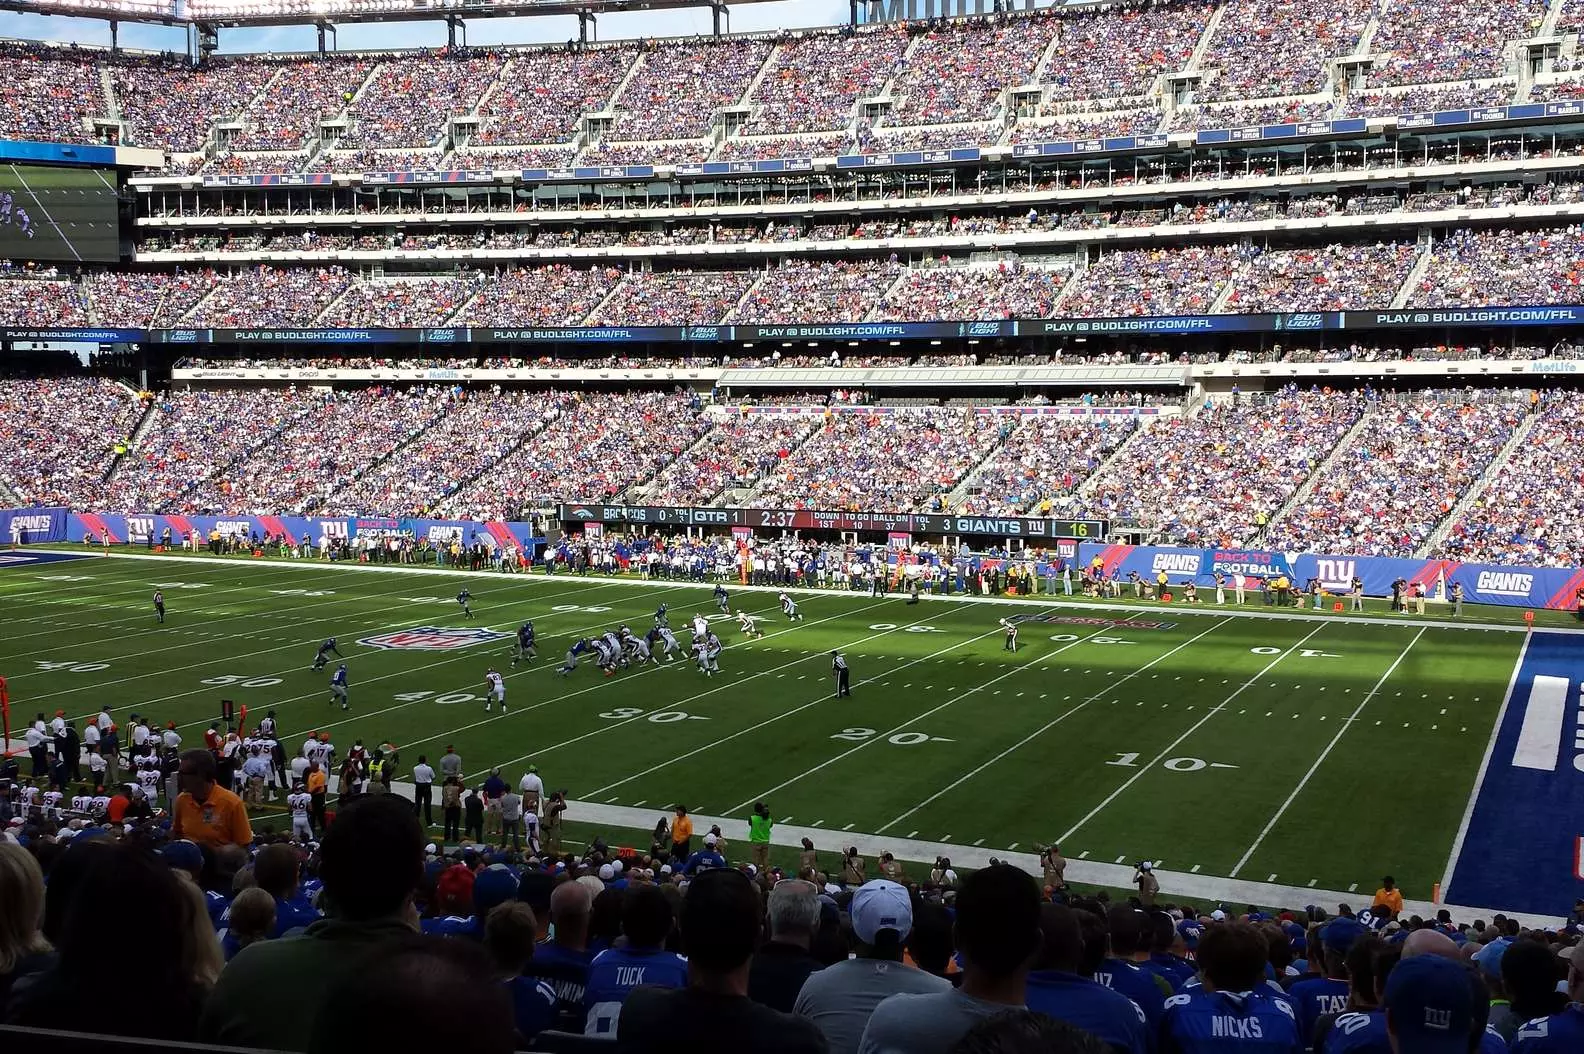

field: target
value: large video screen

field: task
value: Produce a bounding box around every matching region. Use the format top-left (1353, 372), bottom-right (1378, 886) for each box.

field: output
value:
top-left (0, 164), bottom-right (123, 264)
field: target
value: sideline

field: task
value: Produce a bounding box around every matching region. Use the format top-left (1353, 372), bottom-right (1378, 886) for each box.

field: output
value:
top-left (42, 549), bottom-right (1584, 636)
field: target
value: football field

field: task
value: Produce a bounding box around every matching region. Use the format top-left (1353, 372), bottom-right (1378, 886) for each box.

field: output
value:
top-left (3, 549), bottom-right (1580, 919)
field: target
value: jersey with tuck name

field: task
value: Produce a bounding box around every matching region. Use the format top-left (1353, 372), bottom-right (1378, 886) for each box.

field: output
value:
top-left (1161, 988), bottom-right (1303, 1054)
top-left (583, 946), bottom-right (688, 1037)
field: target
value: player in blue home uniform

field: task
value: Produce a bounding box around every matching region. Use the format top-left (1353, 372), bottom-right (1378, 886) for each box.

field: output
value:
top-left (457, 589), bottom-right (475, 619)
top-left (329, 664), bottom-right (349, 711)
top-left (559, 638), bottom-right (593, 677)
top-left (653, 603), bottom-right (669, 628)
top-left (1160, 921), bottom-right (1302, 1054)
top-left (513, 621), bottom-right (536, 666)
top-left (582, 886), bottom-right (688, 1037)
top-left (713, 584), bottom-right (730, 613)
top-left (312, 637), bottom-right (342, 671)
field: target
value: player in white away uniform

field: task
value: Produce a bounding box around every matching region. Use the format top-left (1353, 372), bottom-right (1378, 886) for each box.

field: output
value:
top-left (736, 612), bottom-right (763, 638)
top-left (485, 668), bottom-right (506, 713)
top-left (692, 613), bottom-right (708, 639)
top-left (137, 756), bottom-right (163, 803)
top-left (623, 628), bottom-right (656, 665)
top-left (591, 636), bottom-right (617, 677)
top-left (602, 630), bottom-right (626, 667)
top-left (287, 782), bottom-right (314, 842)
top-left (41, 788), bottom-right (64, 820)
top-left (779, 591), bottom-right (804, 621)
top-left (691, 635), bottom-right (712, 676)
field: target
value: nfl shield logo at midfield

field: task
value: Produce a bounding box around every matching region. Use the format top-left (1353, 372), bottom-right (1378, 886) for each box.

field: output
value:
top-left (358, 626), bottom-right (511, 651)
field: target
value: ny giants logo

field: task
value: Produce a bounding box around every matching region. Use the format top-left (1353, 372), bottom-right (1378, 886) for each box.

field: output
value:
top-left (358, 626), bottom-right (511, 651)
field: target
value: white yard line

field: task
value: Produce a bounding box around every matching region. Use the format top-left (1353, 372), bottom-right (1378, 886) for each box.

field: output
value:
top-left (1055, 623), bottom-right (1330, 844)
top-left (721, 621), bottom-right (1142, 816)
top-left (579, 614), bottom-right (1006, 802)
top-left (1230, 627), bottom-right (1427, 877)
top-left (1439, 632), bottom-right (1534, 897)
top-left (877, 617), bottom-right (1231, 834)
top-left (352, 596), bottom-right (905, 755)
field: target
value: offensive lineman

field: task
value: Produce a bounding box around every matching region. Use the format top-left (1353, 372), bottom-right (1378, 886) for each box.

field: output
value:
top-left (646, 624), bottom-right (679, 662)
top-left (484, 667), bottom-right (506, 713)
top-left (312, 637), bottom-right (342, 671)
top-left (779, 591), bottom-right (804, 621)
top-left (624, 629), bottom-right (658, 666)
top-left (513, 621), bottom-right (537, 665)
top-left (329, 663), bottom-right (349, 711)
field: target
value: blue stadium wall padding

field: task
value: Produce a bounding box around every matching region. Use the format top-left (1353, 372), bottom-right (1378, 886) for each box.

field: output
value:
top-left (1072, 544), bottom-right (1584, 611)
top-left (51, 512), bottom-right (541, 552)
top-left (0, 507), bottom-right (69, 543)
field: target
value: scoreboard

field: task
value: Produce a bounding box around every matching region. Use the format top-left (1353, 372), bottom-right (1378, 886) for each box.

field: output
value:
top-left (556, 504), bottom-right (1106, 540)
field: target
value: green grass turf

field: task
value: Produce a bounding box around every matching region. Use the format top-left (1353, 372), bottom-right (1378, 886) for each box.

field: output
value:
top-left (0, 550), bottom-right (1537, 905)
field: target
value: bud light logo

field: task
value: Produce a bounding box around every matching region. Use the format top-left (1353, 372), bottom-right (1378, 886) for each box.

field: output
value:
top-left (1280, 313), bottom-right (1325, 331)
top-left (1151, 553), bottom-right (1201, 574)
top-left (1316, 558), bottom-right (1356, 590)
top-left (963, 321), bottom-right (1001, 336)
top-left (167, 330), bottom-right (200, 343)
top-left (424, 328), bottom-right (461, 342)
top-left (1475, 571), bottom-right (1533, 598)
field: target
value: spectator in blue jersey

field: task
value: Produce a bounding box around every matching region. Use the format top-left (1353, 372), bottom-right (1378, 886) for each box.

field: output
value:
top-left (859, 863), bottom-right (1042, 1054)
top-left (617, 867), bottom-right (827, 1053)
top-left (749, 878), bottom-right (823, 1013)
top-left (1508, 942), bottom-right (1582, 1054)
top-left (1291, 917), bottom-right (1367, 1043)
top-left (522, 879), bottom-right (594, 1032)
top-left (252, 843), bottom-right (321, 937)
top-left (1159, 920), bottom-right (1303, 1054)
top-left (1146, 910), bottom-right (1198, 989)
top-left (795, 878), bottom-right (950, 1054)
top-left (1313, 936), bottom-right (1386, 1053)
top-left (1025, 903), bottom-right (1149, 1054)
top-left (484, 901), bottom-right (558, 1044)
top-left (425, 863), bottom-right (520, 938)
top-left (584, 884), bottom-right (689, 1036)
top-left (684, 833), bottom-right (728, 874)
top-left (1382, 954), bottom-right (1490, 1054)
top-left (1097, 905), bottom-right (1175, 1033)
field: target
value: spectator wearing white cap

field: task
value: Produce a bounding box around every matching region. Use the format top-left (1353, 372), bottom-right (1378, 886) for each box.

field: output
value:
top-left (793, 878), bottom-right (949, 1054)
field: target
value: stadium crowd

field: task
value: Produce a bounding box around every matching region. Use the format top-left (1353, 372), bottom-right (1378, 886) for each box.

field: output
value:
top-left (1434, 390), bottom-right (1584, 568)
top-left (746, 407), bottom-right (1001, 511)
top-left (1083, 388), bottom-right (1365, 546)
top-left (0, 379), bottom-right (145, 507)
top-left (956, 415), bottom-right (1138, 517)
top-left (2, 737), bottom-right (1582, 1053)
top-left (1263, 389), bottom-right (1529, 558)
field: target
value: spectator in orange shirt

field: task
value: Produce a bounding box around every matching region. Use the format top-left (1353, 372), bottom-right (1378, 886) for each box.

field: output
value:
top-left (173, 749), bottom-right (253, 848)
top-left (1373, 875), bottom-right (1405, 916)
top-left (671, 805), bottom-right (694, 863)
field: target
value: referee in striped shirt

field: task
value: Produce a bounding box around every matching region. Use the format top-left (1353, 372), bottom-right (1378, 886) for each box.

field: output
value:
top-left (831, 650), bottom-right (850, 697)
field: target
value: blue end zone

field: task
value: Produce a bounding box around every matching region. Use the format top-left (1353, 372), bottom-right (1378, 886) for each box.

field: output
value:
top-left (0, 550), bottom-right (96, 569)
top-left (1448, 632), bottom-right (1584, 915)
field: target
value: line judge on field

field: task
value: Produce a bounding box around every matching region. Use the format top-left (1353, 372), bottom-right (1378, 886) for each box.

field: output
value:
top-left (831, 650), bottom-right (851, 697)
